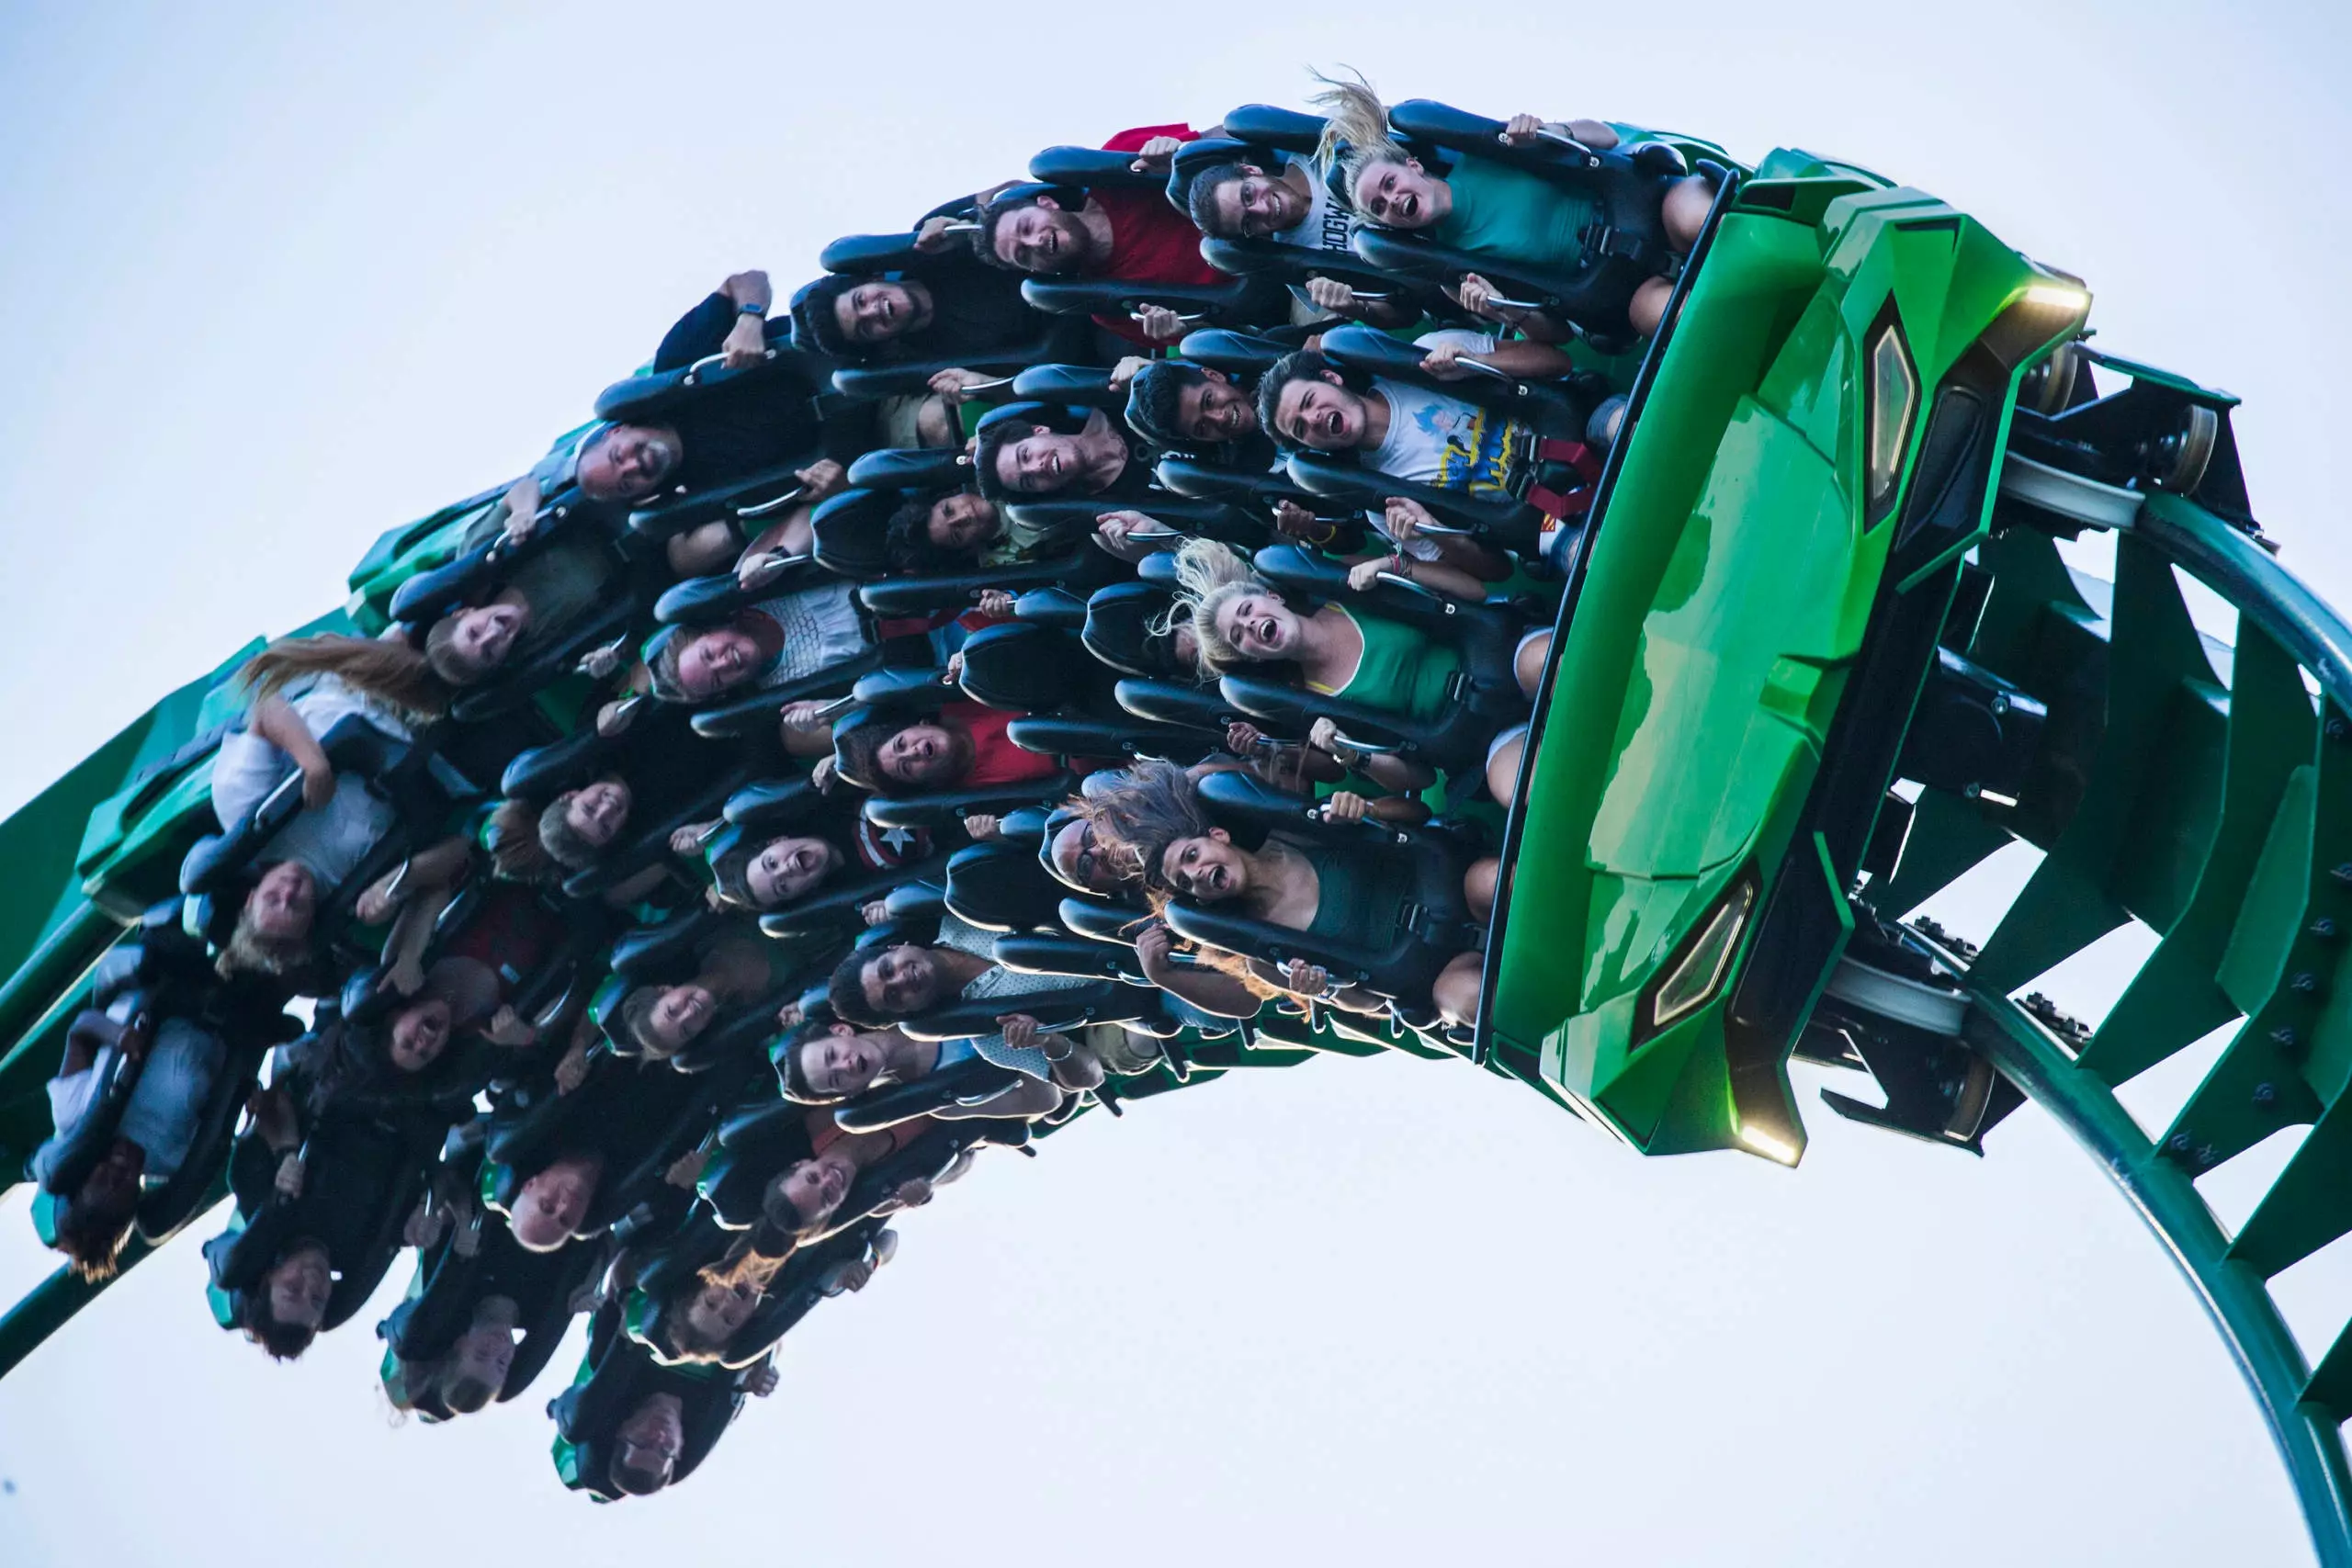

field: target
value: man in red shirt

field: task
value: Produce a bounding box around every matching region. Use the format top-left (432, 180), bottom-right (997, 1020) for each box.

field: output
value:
top-left (971, 123), bottom-right (1229, 347)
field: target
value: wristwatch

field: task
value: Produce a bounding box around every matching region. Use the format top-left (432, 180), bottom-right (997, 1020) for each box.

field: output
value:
top-left (734, 299), bottom-right (766, 317)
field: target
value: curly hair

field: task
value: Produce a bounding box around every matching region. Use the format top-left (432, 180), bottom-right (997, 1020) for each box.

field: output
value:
top-left (969, 188), bottom-right (1051, 272)
top-left (1070, 761), bottom-right (1215, 895)
top-left (790, 273), bottom-right (860, 358)
top-left (1124, 361), bottom-right (1212, 450)
top-left (884, 493), bottom-right (967, 576)
top-left (826, 949), bottom-right (891, 1028)
top-left (237, 1289), bottom-right (319, 1362)
top-left (1252, 348), bottom-right (1358, 452)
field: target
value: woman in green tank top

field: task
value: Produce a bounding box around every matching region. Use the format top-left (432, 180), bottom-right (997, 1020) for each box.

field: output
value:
top-left (1310, 73), bottom-right (1718, 339)
top-left (1167, 539), bottom-right (1547, 722)
top-left (1164, 540), bottom-right (1550, 806)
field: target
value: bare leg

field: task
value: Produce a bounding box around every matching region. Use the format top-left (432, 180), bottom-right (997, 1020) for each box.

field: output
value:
top-left (1515, 629), bottom-right (1551, 700)
top-left (666, 521), bottom-right (738, 579)
top-left (1661, 174), bottom-right (1716, 252)
top-left (1464, 857), bottom-right (1500, 922)
top-left (1630, 276), bottom-right (1676, 339)
top-left (1432, 952), bottom-right (1484, 1026)
top-left (1485, 728), bottom-right (1528, 810)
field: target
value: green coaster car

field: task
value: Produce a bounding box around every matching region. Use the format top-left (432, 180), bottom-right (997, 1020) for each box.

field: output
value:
top-left (1482, 149), bottom-right (2094, 1161)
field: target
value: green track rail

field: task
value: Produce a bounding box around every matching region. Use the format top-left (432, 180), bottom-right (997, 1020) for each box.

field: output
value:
top-left (1885, 494), bottom-right (2352, 1565)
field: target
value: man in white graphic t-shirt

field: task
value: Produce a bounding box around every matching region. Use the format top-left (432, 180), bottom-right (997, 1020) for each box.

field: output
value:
top-left (1256, 329), bottom-right (1597, 579)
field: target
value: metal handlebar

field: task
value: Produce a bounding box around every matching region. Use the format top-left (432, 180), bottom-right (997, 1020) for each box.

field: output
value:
top-left (735, 484), bottom-right (808, 520)
top-left (682, 347), bottom-right (778, 387)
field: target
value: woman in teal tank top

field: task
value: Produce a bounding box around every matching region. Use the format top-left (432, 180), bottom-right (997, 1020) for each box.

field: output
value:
top-left (1309, 73), bottom-right (1717, 339)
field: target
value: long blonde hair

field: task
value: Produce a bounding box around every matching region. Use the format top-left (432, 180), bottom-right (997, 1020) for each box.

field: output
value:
top-left (1308, 67), bottom-right (1408, 209)
top-left (240, 629), bottom-right (465, 719)
top-left (1155, 537), bottom-right (1272, 675)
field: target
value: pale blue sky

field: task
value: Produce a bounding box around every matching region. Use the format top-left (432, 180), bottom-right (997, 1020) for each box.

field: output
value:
top-left (1, 3), bottom-right (2348, 1563)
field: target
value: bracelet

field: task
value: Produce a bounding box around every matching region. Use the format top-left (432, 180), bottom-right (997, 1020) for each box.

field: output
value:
top-left (734, 299), bottom-right (766, 317)
top-left (1042, 1036), bottom-right (1074, 1063)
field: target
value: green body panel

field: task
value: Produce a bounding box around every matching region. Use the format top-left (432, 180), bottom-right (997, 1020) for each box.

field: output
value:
top-left (1492, 159), bottom-right (2055, 1155)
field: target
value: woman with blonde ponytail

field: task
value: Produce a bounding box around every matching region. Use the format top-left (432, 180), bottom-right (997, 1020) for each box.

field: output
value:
top-left (1310, 67), bottom-right (1713, 339)
top-left (1159, 537), bottom-right (1543, 721)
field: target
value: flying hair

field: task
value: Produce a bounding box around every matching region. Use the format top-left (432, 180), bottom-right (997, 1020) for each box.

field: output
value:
top-left (1308, 67), bottom-right (1408, 207)
top-left (1154, 537), bottom-right (1273, 674)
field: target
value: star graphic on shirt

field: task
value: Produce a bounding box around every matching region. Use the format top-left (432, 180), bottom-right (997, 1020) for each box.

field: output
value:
top-left (880, 825), bottom-right (917, 852)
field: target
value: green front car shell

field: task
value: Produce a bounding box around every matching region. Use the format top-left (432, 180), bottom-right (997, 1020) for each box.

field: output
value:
top-left (1484, 149), bottom-right (2090, 1161)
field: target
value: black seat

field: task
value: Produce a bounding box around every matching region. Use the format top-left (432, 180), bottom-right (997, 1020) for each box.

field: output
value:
top-left (1019, 275), bottom-right (1291, 332)
top-left (807, 489), bottom-right (899, 579)
top-left (956, 622), bottom-right (1110, 714)
top-left (943, 841), bottom-right (1069, 933)
top-left (757, 853), bottom-right (953, 942)
top-left (1028, 145), bottom-right (1170, 192)
top-left (846, 446), bottom-right (972, 491)
top-left (1082, 581), bottom-right (1187, 681)
top-left (854, 550), bottom-right (1122, 620)
top-left (624, 455), bottom-right (818, 544)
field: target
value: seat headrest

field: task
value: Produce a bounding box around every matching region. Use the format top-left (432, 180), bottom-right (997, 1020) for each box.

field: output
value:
top-left (991, 932), bottom-right (1138, 983)
top-left (808, 488), bottom-right (899, 579)
top-left (1171, 328), bottom-right (1296, 373)
top-left (1082, 582), bottom-right (1184, 681)
top-left (1114, 678), bottom-right (1239, 737)
top-left (1006, 715), bottom-right (1211, 767)
top-left (956, 622), bottom-right (1096, 713)
top-left (819, 232), bottom-right (924, 276)
top-left (1020, 276), bottom-right (1285, 323)
top-left (722, 777), bottom-right (826, 833)
top-left (1219, 105), bottom-right (1327, 153)
top-left (944, 842), bottom-right (1068, 933)
top-left (1011, 586), bottom-right (1088, 630)
top-left (862, 777), bottom-right (1077, 831)
top-left (499, 722), bottom-right (623, 802)
top-left (625, 457), bottom-right (814, 544)
top-left (1028, 145), bottom-right (1167, 191)
top-left (855, 555), bottom-right (1080, 620)
top-left (1010, 364), bottom-right (1127, 410)
top-left (846, 446), bottom-right (970, 491)
top-left (1057, 896), bottom-right (1142, 945)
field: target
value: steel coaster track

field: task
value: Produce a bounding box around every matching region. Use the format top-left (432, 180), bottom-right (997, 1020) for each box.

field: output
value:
top-left (1883, 493), bottom-right (2352, 1565)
